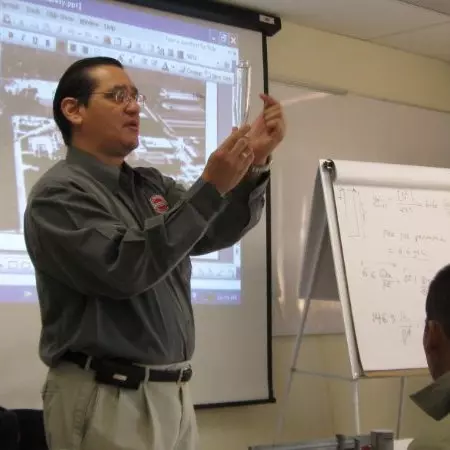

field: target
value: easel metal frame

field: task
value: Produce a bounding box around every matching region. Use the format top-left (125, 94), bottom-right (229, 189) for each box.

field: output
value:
top-left (273, 159), bottom-right (426, 447)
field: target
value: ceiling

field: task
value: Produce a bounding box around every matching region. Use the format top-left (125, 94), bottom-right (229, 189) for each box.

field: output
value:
top-left (218, 0), bottom-right (450, 63)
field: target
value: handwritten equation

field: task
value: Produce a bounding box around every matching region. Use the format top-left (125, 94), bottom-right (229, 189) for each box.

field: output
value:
top-left (372, 189), bottom-right (442, 214)
top-left (332, 180), bottom-right (450, 369)
top-left (360, 261), bottom-right (432, 295)
top-left (356, 226), bottom-right (441, 294)
top-left (382, 229), bottom-right (445, 262)
top-left (335, 186), bottom-right (446, 295)
top-left (371, 310), bottom-right (422, 345)
top-left (336, 187), bottom-right (450, 240)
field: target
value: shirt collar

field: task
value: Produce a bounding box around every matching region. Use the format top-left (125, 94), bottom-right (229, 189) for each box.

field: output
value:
top-left (66, 146), bottom-right (129, 192)
top-left (410, 371), bottom-right (450, 421)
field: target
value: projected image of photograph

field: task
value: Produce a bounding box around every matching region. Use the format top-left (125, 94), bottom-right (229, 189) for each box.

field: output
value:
top-left (124, 69), bottom-right (206, 187)
top-left (0, 0), bottom-right (241, 305)
top-left (1, 46), bottom-right (207, 201)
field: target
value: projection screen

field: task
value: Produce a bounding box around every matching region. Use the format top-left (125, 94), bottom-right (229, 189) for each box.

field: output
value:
top-left (0, 0), bottom-right (276, 407)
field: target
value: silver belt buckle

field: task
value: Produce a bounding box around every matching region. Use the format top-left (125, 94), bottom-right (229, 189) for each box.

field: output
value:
top-left (177, 366), bottom-right (190, 385)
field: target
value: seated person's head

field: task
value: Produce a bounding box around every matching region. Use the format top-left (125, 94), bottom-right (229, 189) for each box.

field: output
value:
top-left (424, 265), bottom-right (450, 380)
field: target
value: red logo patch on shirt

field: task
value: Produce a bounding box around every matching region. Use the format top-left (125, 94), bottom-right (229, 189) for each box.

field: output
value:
top-left (149, 194), bottom-right (169, 214)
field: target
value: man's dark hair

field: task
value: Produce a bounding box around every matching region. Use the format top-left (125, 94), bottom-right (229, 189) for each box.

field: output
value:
top-left (426, 264), bottom-right (450, 337)
top-left (53, 57), bottom-right (123, 145)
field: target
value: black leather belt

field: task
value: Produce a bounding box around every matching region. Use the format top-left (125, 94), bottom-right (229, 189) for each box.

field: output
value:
top-left (62, 351), bottom-right (193, 390)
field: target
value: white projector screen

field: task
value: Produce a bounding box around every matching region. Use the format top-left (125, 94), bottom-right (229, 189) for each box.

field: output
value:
top-left (0, 0), bottom-right (271, 407)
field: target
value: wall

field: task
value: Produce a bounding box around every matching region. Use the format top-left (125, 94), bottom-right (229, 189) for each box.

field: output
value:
top-left (196, 21), bottom-right (450, 450)
top-left (268, 22), bottom-right (450, 112)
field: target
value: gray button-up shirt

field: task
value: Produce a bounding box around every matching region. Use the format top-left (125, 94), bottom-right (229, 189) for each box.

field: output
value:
top-left (24, 147), bottom-right (268, 367)
top-left (407, 372), bottom-right (450, 450)
top-left (410, 371), bottom-right (450, 421)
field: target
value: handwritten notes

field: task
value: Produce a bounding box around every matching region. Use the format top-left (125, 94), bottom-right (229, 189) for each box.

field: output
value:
top-left (334, 185), bottom-right (450, 371)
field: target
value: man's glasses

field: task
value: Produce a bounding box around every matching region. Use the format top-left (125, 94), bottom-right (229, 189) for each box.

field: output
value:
top-left (92, 89), bottom-right (146, 107)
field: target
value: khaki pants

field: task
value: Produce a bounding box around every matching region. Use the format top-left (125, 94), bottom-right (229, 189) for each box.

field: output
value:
top-left (42, 361), bottom-right (198, 450)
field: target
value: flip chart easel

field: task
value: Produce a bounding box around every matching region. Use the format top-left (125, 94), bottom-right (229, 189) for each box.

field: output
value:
top-left (273, 158), bottom-right (440, 445)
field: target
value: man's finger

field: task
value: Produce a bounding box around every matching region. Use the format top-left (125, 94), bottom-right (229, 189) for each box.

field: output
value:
top-left (262, 104), bottom-right (279, 116)
top-left (265, 119), bottom-right (284, 134)
top-left (221, 125), bottom-right (251, 150)
top-left (230, 136), bottom-right (250, 156)
top-left (265, 118), bottom-right (278, 128)
top-left (264, 107), bottom-right (282, 122)
top-left (240, 148), bottom-right (254, 160)
top-left (259, 93), bottom-right (279, 106)
top-left (237, 150), bottom-right (254, 171)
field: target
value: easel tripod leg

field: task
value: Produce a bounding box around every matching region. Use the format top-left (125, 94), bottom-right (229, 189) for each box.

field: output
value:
top-left (396, 377), bottom-right (407, 438)
top-left (273, 295), bottom-right (312, 445)
top-left (273, 170), bottom-right (328, 445)
top-left (352, 380), bottom-right (361, 435)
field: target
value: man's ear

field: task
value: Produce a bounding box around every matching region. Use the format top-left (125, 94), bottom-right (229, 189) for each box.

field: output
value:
top-left (60, 97), bottom-right (84, 126)
top-left (424, 320), bottom-right (446, 353)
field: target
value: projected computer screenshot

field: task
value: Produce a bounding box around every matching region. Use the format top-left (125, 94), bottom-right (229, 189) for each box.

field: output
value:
top-left (0, 0), bottom-right (241, 304)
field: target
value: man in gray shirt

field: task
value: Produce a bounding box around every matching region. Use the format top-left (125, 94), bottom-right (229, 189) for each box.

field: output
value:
top-left (24, 56), bottom-right (285, 450)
